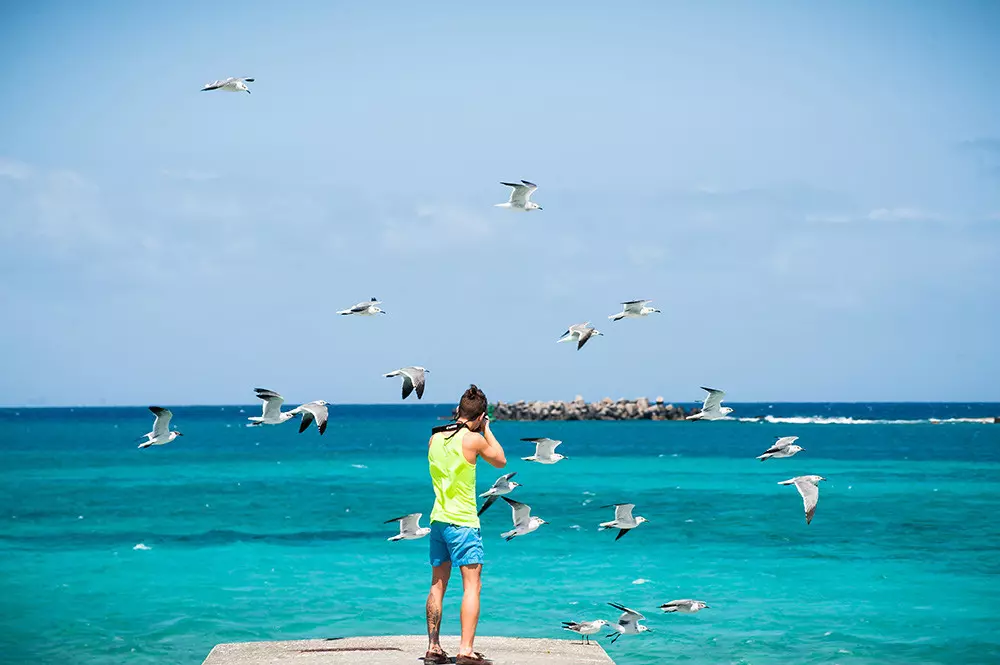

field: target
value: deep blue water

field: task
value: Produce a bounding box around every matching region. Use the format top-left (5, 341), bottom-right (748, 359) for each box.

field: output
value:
top-left (1, 403), bottom-right (999, 664)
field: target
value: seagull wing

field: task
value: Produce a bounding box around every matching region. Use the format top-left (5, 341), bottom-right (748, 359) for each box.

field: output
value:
top-left (399, 513), bottom-right (421, 534)
top-left (701, 387), bottom-right (726, 412)
top-left (622, 300), bottom-right (649, 314)
top-left (614, 503), bottom-right (636, 523)
top-left (533, 438), bottom-right (561, 458)
top-left (241, 77), bottom-right (255, 82)
top-left (608, 602), bottom-right (644, 622)
top-left (201, 79), bottom-right (226, 90)
top-left (255, 388), bottom-right (285, 419)
top-left (772, 436), bottom-right (798, 448)
top-left (477, 494), bottom-right (499, 517)
top-left (295, 401), bottom-right (329, 434)
top-left (503, 496), bottom-right (531, 528)
top-left (408, 368), bottom-right (427, 399)
top-left (501, 181), bottom-right (533, 206)
top-left (498, 471), bottom-right (517, 484)
top-left (149, 407), bottom-right (172, 437)
top-left (400, 373), bottom-right (415, 399)
top-left (794, 477), bottom-right (820, 524)
top-left (520, 180), bottom-right (538, 202)
top-left (577, 327), bottom-right (595, 350)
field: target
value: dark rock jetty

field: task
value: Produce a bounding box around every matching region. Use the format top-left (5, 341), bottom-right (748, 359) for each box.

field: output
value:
top-left (451, 396), bottom-right (697, 421)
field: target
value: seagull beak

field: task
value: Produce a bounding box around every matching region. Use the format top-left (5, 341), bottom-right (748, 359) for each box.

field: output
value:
top-left (177, 432), bottom-right (185, 436)
top-left (246, 89), bottom-right (251, 94)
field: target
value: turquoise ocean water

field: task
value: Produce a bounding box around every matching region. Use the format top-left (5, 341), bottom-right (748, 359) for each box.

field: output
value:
top-left (1, 403), bottom-right (999, 665)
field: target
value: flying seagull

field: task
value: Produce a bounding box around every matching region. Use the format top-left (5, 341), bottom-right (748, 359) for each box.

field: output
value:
top-left (557, 322), bottom-right (604, 350)
top-left (757, 436), bottom-right (804, 461)
top-left (494, 180), bottom-right (542, 211)
top-left (605, 603), bottom-right (650, 644)
top-left (247, 388), bottom-right (296, 426)
top-left (138, 407), bottom-right (183, 448)
top-left (384, 366), bottom-right (428, 400)
top-left (660, 599), bottom-right (710, 614)
top-left (561, 620), bottom-right (610, 645)
top-left (778, 475), bottom-right (826, 524)
top-left (337, 297), bottom-right (386, 316)
top-left (608, 299), bottom-right (661, 322)
top-left (521, 437), bottom-right (567, 464)
top-left (686, 386), bottom-right (733, 420)
top-left (287, 401), bottom-right (329, 435)
top-left (478, 472), bottom-right (521, 516)
top-left (201, 76), bottom-right (255, 94)
top-left (384, 513), bottom-right (431, 541)
top-left (500, 497), bottom-right (547, 541)
top-left (599, 503), bottom-right (649, 541)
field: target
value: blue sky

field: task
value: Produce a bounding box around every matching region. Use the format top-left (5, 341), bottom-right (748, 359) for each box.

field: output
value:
top-left (1, 1), bottom-right (998, 406)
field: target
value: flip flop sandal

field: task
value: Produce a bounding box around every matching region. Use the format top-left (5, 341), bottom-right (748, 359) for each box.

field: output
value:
top-left (456, 653), bottom-right (492, 665)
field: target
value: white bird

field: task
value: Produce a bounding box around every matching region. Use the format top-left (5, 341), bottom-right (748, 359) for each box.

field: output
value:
top-left (686, 386), bottom-right (734, 420)
top-left (137, 407), bottom-right (183, 448)
top-left (521, 437), bottom-right (567, 464)
top-left (561, 619), bottom-right (610, 645)
top-left (247, 388), bottom-right (297, 426)
top-left (478, 472), bottom-right (522, 516)
top-left (494, 180), bottom-right (542, 211)
top-left (337, 297), bottom-right (386, 316)
top-left (500, 497), bottom-right (547, 541)
top-left (599, 503), bottom-right (649, 541)
top-left (557, 322), bottom-right (604, 351)
top-left (605, 603), bottom-right (650, 644)
top-left (200, 76), bottom-right (255, 94)
top-left (778, 475), bottom-right (826, 524)
top-left (287, 401), bottom-right (330, 435)
top-left (383, 366), bottom-right (428, 400)
top-left (608, 299), bottom-right (661, 322)
top-left (384, 513), bottom-right (431, 541)
top-left (757, 436), bottom-right (804, 461)
top-left (660, 599), bottom-right (710, 614)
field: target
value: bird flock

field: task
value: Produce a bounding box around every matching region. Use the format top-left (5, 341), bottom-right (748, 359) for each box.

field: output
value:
top-left (142, 76), bottom-right (832, 649)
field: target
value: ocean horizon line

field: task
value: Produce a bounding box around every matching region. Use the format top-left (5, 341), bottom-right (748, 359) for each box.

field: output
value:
top-left (2, 400), bottom-right (1000, 409)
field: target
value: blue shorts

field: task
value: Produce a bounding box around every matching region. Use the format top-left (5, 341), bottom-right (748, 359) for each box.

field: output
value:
top-left (429, 522), bottom-right (484, 567)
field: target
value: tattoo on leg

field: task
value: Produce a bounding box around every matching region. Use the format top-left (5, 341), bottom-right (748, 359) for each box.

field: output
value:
top-left (426, 597), bottom-right (442, 644)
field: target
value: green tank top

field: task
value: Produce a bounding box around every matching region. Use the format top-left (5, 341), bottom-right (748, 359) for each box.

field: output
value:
top-left (429, 428), bottom-right (479, 528)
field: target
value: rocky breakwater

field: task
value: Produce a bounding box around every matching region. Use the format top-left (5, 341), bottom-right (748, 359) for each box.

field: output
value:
top-left (487, 396), bottom-right (694, 421)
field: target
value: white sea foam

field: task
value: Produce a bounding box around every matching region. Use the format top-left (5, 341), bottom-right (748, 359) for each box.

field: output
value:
top-left (736, 414), bottom-right (995, 425)
top-left (133, 543), bottom-right (151, 551)
top-left (351, 464), bottom-right (368, 469)
top-left (632, 578), bottom-right (651, 585)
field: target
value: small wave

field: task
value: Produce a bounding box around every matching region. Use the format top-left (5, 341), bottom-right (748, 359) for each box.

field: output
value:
top-left (739, 415), bottom-right (924, 425)
top-left (632, 578), bottom-right (651, 585)
top-left (351, 464), bottom-right (368, 469)
top-left (133, 543), bottom-right (151, 551)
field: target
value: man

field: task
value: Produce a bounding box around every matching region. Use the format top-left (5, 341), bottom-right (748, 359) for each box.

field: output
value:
top-left (425, 385), bottom-right (507, 665)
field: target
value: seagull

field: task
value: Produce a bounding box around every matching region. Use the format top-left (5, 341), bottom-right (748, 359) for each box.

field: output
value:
top-left (384, 513), bottom-right (431, 541)
top-left (609, 300), bottom-right (661, 322)
top-left (494, 180), bottom-right (542, 211)
top-left (384, 366), bottom-right (428, 400)
top-left (200, 76), bottom-right (255, 94)
top-left (778, 475), bottom-right (826, 524)
top-left (287, 401), bottom-right (329, 435)
top-left (605, 603), bottom-right (650, 644)
top-left (337, 297), bottom-right (386, 316)
top-left (561, 620), bottom-right (610, 645)
top-left (138, 407), bottom-right (183, 448)
top-left (521, 437), bottom-right (567, 464)
top-left (757, 436), bottom-right (804, 461)
top-left (686, 387), bottom-right (734, 420)
top-left (599, 503), bottom-right (649, 541)
top-left (500, 497), bottom-right (547, 541)
top-left (478, 472), bottom-right (521, 516)
top-left (247, 388), bottom-right (297, 426)
top-left (557, 322), bottom-right (603, 351)
top-left (660, 599), bottom-right (710, 614)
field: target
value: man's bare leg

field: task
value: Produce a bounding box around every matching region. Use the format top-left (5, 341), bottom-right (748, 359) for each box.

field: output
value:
top-left (426, 562), bottom-right (451, 654)
top-left (458, 564), bottom-right (482, 656)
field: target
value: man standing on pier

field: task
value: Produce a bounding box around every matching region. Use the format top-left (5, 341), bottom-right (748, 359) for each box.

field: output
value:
top-left (425, 385), bottom-right (507, 665)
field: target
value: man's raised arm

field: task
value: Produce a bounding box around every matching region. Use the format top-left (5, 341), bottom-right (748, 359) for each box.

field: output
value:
top-left (476, 419), bottom-right (506, 468)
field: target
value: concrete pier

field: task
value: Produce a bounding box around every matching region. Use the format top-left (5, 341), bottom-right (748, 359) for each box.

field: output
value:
top-left (202, 635), bottom-right (616, 665)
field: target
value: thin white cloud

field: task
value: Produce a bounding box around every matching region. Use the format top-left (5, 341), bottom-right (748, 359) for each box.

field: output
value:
top-left (867, 207), bottom-right (943, 222)
top-left (380, 204), bottom-right (491, 254)
top-left (0, 157), bottom-right (32, 180)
